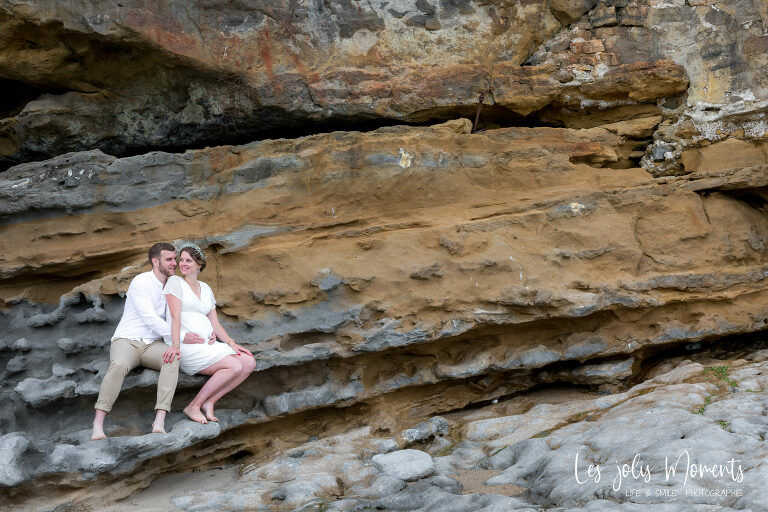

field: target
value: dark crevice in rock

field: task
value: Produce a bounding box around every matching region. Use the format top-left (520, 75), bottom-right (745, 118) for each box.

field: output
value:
top-left (2, 102), bottom-right (571, 173)
top-left (82, 101), bottom-right (573, 161)
top-left (630, 331), bottom-right (768, 386)
top-left (428, 331), bottom-right (768, 422)
top-left (111, 114), bottom-right (440, 158)
top-left (228, 449), bottom-right (256, 461)
top-left (0, 79), bottom-right (73, 118)
top-left (715, 188), bottom-right (768, 214)
top-left (436, 381), bottom-right (600, 417)
top-left (425, 104), bottom-right (552, 131)
top-left (0, 106), bottom-right (527, 173)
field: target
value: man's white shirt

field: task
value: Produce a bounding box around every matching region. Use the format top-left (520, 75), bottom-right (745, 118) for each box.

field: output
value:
top-left (112, 271), bottom-right (171, 343)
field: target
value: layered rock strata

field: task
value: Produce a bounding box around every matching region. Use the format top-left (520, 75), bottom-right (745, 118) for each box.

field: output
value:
top-left (2, 117), bottom-right (768, 508)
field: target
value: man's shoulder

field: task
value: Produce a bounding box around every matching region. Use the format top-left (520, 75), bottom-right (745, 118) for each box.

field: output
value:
top-left (131, 271), bottom-right (154, 283)
top-left (129, 271), bottom-right (161, 290)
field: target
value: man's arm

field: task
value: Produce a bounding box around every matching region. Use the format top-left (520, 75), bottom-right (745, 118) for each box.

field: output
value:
top-left (128, 282), bottom-right (171, 339)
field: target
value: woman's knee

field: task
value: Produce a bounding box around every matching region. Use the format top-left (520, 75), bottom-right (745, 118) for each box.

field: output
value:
top-left (242, 354), bottom-right (256, 373)
top-left (223, 355), bottom-right (242, 373)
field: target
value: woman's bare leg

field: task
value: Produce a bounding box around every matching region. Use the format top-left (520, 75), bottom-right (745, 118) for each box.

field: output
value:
top-left (201, 354), bottom-right (256, 421)
top-left (184, 356), bottom-right (242, 424)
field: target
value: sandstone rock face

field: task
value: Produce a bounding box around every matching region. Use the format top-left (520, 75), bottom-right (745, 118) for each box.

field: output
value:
top-left (3, 119), bottom-right (768, 509)
top-left (2, 1), bottom-right (768, 510)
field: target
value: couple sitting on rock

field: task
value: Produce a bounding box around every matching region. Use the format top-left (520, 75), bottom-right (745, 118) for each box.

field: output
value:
top-left (91, 242), bottom-right (256, 440)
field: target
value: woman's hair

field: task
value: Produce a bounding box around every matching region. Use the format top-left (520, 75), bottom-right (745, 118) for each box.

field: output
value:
top-left (180, 245), bottom-right (206, 272)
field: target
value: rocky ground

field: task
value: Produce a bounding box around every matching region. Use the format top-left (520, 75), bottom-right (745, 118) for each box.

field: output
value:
top-left (14, 336), bottom-right (767, 512)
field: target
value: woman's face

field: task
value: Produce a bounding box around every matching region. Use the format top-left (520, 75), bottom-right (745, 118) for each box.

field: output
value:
top-left (179, 251), bottom-right (201, 276)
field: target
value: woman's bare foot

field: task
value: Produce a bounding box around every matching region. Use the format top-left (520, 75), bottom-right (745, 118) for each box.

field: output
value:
top-left (90, 429), bottom-right (107, 441)
top-left (183, 405), bottom-right (208, 424)
top-left (151, 423), bottom-right (167, 434)
top-left (201, 402), bottom-right (219, 422)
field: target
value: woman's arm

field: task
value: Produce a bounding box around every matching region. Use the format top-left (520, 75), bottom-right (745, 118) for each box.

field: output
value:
top-left (208, 307), bottom-right (253, 356)
top-left (162, 293), bottom-right (183, 363)
top-left (166, 293), bottom-right (183, 347)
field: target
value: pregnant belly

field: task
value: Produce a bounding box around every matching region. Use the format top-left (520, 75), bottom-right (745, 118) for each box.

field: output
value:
top-left (182, 312), bottom-right (213, 338)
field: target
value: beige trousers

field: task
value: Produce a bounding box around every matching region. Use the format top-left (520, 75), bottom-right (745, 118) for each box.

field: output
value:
top-left (94, 338), bottom-right (179, 412)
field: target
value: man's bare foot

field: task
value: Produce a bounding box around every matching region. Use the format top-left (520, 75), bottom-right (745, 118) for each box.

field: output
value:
top-left (152, 409), bottom-right (168, 433)
top-left (91, 409), bottom-right (108, 440)
top-left (183, 405), bottom-right (208, 424)
top-left (90, 430), bottom-right (107, 441)
top-left (201, 402), bottom-right (219, 422)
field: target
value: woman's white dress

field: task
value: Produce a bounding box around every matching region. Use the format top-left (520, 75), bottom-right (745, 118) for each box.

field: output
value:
top-left (163, 275), bottom-right (236, 375)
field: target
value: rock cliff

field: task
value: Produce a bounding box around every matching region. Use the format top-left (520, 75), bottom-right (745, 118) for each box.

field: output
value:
top-left (1, 1), bottom-right (768, 510)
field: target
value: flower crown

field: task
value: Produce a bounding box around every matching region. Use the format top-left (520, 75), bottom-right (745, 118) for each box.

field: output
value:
top-left (178, 242), bottom-right (206, 263)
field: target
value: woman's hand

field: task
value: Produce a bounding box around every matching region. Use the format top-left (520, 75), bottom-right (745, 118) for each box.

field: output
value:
top-left (229, 342), bottom-right (253, 357)
top-left (208, 308), bottom-right (250, 354)
top-left (163, 345), bottom-right (181, 363)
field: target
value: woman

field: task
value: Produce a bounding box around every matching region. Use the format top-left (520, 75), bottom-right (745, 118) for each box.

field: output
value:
top-left (163, 243), bottom-right (256, 424)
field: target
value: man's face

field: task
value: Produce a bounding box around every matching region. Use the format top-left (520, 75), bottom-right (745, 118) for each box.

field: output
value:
top-left (155, 250), bottom-right (177, 277)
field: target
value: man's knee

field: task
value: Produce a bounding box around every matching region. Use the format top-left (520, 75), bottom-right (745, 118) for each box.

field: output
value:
top-left (106, 359), bottom-right (134, 377)
top-left (161, 358), bottom-right (180, 371)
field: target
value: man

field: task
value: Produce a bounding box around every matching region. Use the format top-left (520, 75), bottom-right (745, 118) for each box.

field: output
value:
top-left (91, 242), bottom-right (208, 440)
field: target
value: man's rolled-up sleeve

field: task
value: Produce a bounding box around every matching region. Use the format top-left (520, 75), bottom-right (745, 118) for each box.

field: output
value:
top-left (129, 284), bottom-right (171, 339)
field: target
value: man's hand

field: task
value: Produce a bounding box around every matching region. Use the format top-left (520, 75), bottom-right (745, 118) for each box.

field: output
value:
top-left (183, 332), bottom-right (206, 344)
top-left (163, 345), bottom-right (181, 364)
top-left (208, 333), bottom-right (216, 345)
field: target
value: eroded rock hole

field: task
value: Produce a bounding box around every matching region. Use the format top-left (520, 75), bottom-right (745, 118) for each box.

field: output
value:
top-left (229, 450), bottom-right (255, 462)
top-left (0, 79), bottom-right (71, 118)
top-left (718, 188), bottom-right (768, 214)
top-left (630, 332), bottom-right (768, 385)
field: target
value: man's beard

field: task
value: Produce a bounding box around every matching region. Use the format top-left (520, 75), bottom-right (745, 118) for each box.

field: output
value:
top-left (159, 263), bottom-right (176, 277)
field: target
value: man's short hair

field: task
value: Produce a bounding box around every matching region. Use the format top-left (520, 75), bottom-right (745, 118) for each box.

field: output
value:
top-left (148, 242), bottom-right (176, 266)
